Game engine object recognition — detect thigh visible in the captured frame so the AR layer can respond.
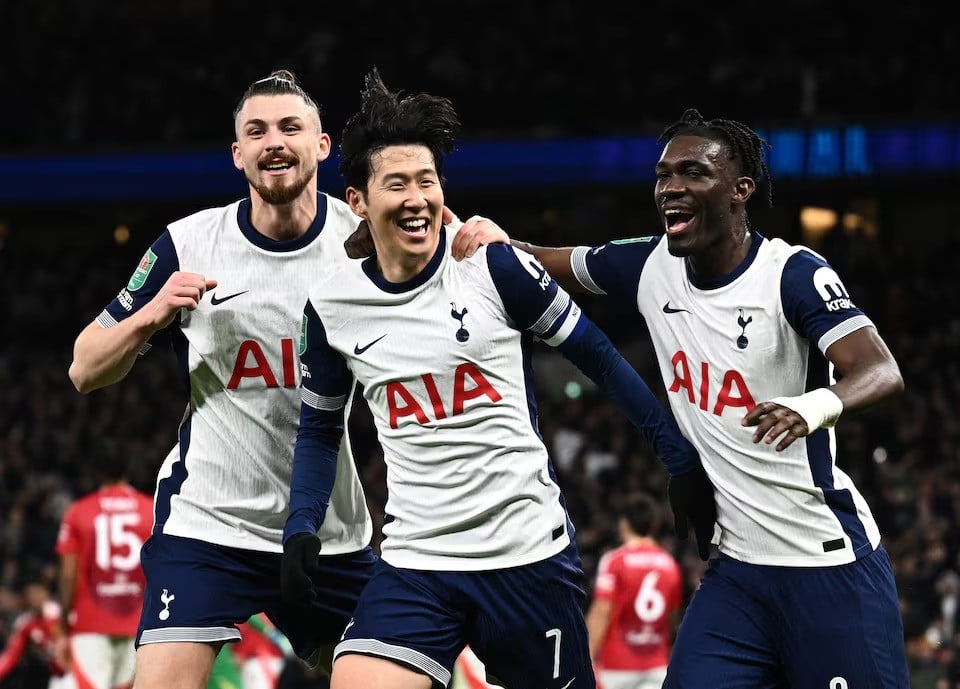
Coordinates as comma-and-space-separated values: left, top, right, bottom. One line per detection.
470, 543, 595, 689
70, 634, 114, 689
271, 547, 377, 662
663, 557, 784, 689
335, 561, 466, 688
778, 546, 910, 689
332, 654, 433, 689
132, 641, 220, 689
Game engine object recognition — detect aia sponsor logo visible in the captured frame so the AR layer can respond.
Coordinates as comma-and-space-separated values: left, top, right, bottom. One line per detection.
386, 362, 502, 428
669, 350, 756, 416
227, 338, 298, 389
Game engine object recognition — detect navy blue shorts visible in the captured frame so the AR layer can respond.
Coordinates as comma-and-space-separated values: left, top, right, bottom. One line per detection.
336, 541, 595, 689
136, 533, 376, 661
664, 545, 909, 689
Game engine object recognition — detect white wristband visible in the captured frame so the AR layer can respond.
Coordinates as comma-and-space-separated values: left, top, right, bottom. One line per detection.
768, 387, 844, 432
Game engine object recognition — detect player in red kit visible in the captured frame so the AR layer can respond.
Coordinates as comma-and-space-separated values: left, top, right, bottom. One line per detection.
0, 577, 73, 689
586, 493, 683, 689
233, 613, 294, 689
55, 443, 154, 689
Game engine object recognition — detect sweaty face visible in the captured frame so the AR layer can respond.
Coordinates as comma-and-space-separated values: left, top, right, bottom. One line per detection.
654, 135, 740, 258
347, 144, 443, 280
232, 94, 329, 205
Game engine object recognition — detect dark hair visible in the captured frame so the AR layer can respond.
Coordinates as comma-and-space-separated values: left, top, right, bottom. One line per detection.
622, 492, 661, 537
339, 67, 459, 191
658, 108, 773, 207
232, 69, 321, 126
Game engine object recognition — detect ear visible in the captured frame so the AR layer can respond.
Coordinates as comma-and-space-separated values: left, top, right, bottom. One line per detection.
231, 142, 243, 172
316, 132, 332, 164
345, 187, 366, 217
733, 176, 756, 206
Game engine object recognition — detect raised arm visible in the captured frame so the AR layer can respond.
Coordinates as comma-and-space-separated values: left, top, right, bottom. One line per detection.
742, 250, 904, 451
68, 232, 215, 393
486, 242, 715, 558
509, 241, 581, 293
443, 213, 585, 293
822, 326, 903, 410
744, 326, 903, 451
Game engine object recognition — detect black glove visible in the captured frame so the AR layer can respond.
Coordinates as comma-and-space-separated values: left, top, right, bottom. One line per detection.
668, 464, 717, 561
281, 532, 323, 607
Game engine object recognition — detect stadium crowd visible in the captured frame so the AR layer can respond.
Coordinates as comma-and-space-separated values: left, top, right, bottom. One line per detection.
5, 1, 958, 152
1, 201, 958, 687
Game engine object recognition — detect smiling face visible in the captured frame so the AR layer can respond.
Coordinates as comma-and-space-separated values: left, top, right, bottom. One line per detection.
231, 94, 330, 206
346, 144, 444, 281
654, 134, 754, 260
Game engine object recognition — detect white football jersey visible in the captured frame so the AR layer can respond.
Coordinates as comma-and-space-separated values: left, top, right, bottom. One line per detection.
297, 228, 582, 571
97, 193, 372, 553
571, 233, 881, 566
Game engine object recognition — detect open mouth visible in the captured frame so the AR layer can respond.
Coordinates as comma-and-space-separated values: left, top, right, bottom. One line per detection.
260, 159, 296, 175
664, 208, 695, 234
398, 217, 429, 236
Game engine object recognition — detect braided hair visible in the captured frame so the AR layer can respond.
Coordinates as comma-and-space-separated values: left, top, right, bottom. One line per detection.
658, 108, 773, 208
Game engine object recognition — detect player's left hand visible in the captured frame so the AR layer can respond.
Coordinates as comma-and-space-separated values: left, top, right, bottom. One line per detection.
667, 464, 717, 561
450, 214, 510, 261
281, 532, 323, 608
742, 402, 809, 451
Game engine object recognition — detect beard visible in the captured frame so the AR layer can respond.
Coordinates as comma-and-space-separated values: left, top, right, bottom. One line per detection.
247, 164, 316, 205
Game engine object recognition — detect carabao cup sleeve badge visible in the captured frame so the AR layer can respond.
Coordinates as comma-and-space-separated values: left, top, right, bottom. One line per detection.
127, 249, 158, 291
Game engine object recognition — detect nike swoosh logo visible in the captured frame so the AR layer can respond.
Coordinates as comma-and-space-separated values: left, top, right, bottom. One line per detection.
354, 334, 387, 355
558, 677, 576, 689
210, 290, 248, 306
662, 302, 689, 314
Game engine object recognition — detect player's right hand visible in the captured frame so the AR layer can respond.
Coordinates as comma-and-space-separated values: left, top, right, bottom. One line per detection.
667, 463, 717, 561
281, 532, 323, 608
450, 214, 511, 261
140, 272, 217, 330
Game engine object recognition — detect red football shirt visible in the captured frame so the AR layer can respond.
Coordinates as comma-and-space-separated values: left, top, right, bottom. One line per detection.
0, 602, 65, 679
56, 484, 154, 635
233, 620, 285, 661
593, 540, 682, 671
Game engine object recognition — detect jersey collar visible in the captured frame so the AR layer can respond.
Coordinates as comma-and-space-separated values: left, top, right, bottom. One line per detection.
361, 226, 447, 293
236, 192, 329, 252
685, 230, 766, 290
